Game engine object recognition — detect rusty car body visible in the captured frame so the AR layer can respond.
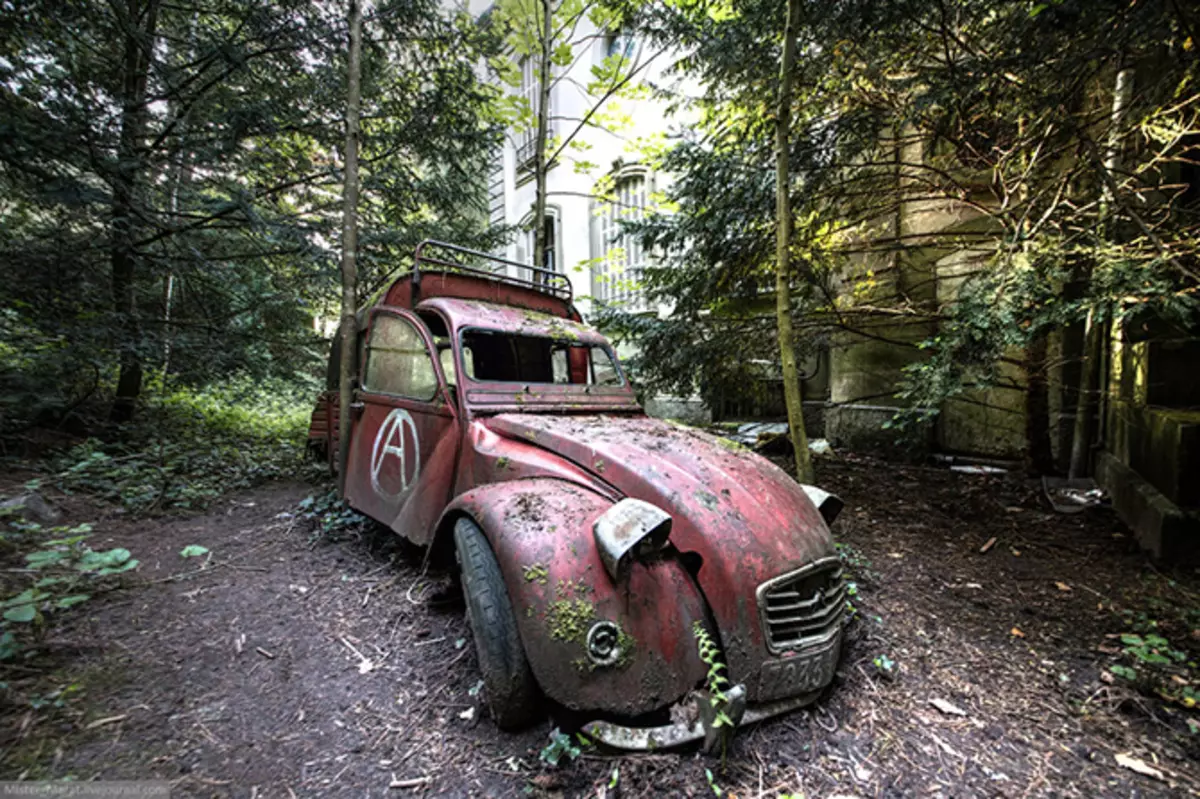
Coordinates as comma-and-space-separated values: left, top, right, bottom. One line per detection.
308, 241, 846, 749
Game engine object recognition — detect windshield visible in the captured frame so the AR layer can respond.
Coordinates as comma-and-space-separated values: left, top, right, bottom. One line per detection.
460, 329, 622, 387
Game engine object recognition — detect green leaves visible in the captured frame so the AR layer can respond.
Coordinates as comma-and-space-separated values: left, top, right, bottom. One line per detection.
538, 727, 590, 766
4, 603, 39, 624
552, 42, 573, 68
0, 631, 18, 660
1, 516, 139, 658
65, 547, 140, 577
25, 549, 67, 568
704, 768, 723, 796
693, 621, 730, 699
1109, 664, 1136, 680
3, 587, 51, 623
1120, 633, 1186, 667
179, 545, 210, 558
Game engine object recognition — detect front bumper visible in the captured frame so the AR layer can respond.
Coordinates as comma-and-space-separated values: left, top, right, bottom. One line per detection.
582, 686, 822, 751
583, 624, 843, 751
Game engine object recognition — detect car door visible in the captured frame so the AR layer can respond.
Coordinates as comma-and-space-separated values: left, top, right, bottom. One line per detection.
344, 307, 460, 545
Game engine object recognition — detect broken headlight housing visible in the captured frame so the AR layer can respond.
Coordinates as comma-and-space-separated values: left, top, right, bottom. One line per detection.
592, 498, 672, 581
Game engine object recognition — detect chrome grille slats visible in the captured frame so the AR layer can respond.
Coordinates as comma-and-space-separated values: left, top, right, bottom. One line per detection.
757, 558, 846, 652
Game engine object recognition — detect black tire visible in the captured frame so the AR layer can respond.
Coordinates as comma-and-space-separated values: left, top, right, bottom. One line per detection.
454, 517, 540, 728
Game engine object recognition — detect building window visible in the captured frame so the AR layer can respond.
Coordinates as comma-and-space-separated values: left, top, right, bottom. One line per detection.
516, 210, 560, 285
487, 146, 506, 263
593, 170, 647, 308
516, 57, 552, 167
487, 149, 505, 231
603, 28, 637, 62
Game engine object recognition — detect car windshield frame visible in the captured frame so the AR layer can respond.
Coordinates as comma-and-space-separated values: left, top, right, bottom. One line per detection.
455, 326, 627, 389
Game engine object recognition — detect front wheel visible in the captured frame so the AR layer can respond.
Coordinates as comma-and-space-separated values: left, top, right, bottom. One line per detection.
454, 517, 540, 728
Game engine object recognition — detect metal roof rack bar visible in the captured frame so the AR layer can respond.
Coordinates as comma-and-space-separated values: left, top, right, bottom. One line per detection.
413, 240, 573, 303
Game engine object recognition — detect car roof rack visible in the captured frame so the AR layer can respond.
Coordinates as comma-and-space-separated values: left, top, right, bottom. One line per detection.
413, 240, 572, 304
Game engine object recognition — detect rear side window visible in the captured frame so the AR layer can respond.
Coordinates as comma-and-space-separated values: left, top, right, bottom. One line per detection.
364, 314, 439, 400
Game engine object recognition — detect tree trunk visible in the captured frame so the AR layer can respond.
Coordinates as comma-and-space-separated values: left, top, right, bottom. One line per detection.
531, 0, 553, 278
1067, 308, 1102, 479
161, 12, 198, 381
1068, 66, 1133, 479
337, 0, 364, 495
1024, 332, 1054, 474
109, 0, 161, 423
774, 0, 813, 483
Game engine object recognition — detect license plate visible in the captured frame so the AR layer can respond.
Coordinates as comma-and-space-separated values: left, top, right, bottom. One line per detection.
757, 636, 842, 701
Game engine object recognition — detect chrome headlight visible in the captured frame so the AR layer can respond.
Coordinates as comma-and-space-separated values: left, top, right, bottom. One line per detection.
800, 484, 843, 526
592, 498, 672, 581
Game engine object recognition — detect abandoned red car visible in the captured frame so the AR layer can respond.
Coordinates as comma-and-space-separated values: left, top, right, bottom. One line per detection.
308, 241, 846, 749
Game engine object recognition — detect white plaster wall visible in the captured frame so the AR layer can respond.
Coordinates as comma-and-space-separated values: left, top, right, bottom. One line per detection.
456, 0, 692, 322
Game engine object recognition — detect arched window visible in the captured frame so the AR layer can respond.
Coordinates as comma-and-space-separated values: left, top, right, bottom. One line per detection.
592, 168, 648, 308
516, 207, 561, 285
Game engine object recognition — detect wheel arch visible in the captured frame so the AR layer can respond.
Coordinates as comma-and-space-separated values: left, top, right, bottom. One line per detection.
436, 477, 709, 716
432, 477, 611, 585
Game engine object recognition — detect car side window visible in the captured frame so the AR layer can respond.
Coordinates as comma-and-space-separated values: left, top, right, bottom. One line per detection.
591, 346, 621, 386
439, 347, 456, 386
364, 314, 439, 400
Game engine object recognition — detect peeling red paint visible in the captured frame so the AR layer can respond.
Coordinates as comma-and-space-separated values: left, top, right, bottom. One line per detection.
309, 252, 843, 722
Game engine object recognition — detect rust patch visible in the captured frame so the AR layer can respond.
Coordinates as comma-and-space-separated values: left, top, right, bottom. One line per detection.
694, 490, 719, 512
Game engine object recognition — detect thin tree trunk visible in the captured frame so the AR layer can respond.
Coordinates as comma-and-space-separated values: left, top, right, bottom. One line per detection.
1068, 308, 1102, 479
531, 0, 552, 279
161, 131, 191, 381
109, 0, 161, 423
1068, 66, 1133, 479
161, 272, 175, 375
161, 12, 198, 381
774, 0, 813, 483
1024, 332, 1054, 474
337, 0, 364, 495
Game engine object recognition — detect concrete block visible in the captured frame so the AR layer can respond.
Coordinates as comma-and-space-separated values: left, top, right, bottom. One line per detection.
1096, 450, 1200, 564
826, 403, 933, 458
644, 395, 712, 426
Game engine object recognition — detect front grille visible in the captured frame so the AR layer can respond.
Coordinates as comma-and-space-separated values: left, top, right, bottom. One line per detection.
758, 557, 846, 652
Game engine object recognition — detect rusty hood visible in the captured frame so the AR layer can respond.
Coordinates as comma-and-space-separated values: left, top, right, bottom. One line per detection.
483, 413, 837, 690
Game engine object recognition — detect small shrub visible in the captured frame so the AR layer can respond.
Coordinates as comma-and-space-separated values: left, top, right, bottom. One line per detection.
538, 727, 590, 766
0, 517, 138, 658
297, 489, 365, 542
1109, 631, 1198, 708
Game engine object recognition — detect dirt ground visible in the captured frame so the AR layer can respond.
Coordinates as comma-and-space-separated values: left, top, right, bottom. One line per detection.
2, 453, 1199, 797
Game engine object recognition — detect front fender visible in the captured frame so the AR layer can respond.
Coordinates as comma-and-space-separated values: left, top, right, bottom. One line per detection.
440, 478, 708, 716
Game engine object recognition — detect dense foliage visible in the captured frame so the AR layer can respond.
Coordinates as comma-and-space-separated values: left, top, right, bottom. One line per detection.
601, 0, 1199, 435
0, 0, 505, 432
50, 376, 318, 513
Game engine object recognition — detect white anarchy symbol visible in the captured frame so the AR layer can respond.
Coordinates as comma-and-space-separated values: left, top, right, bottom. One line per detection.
370, 408, 420, 498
